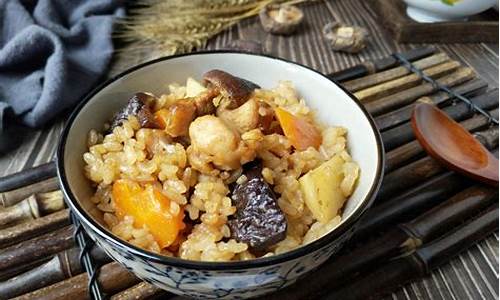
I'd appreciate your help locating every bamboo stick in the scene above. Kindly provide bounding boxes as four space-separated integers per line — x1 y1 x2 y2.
326 205 498 300
110 282 165 300
381 89 499 151
354 61 460 102
13 262 140 300
0 177 59 207
474 126 500 150
379 156 446 201
365 66 475 116
0 209 70 249
343 53 450 92
0 162 57 193
353 172 469 242
385 108 498 172
0 190 64 229
0 257 51 282
0 246 110 299
375 78 487 131
328 47 436 82
400 186 497 243
0 226 74 272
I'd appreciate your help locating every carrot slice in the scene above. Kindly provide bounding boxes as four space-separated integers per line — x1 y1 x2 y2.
154 109 169 129
112 179 185 248
274 107 322 151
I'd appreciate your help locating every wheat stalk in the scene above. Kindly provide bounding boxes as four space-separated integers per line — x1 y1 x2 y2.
115 0 310 58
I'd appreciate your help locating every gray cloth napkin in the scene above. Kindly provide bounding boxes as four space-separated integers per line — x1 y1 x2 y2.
0 0 124 150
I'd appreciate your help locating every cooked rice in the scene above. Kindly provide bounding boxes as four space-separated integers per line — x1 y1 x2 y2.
83 80 359 262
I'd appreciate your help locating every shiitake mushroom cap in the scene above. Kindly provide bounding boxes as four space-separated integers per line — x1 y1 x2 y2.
203 69 260 109
259 4 304 35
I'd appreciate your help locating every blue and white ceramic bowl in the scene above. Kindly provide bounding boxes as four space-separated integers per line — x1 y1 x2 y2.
57 51 384 299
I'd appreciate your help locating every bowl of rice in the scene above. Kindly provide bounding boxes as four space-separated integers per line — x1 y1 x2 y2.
57 51 384 299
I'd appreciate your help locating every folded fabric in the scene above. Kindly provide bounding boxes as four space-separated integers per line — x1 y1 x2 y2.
0 0 124 147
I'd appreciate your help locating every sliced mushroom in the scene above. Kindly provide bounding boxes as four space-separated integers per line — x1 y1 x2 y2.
193 88 218 116
203 70 260 109
110 92 158 130
229 161 287 250
259 4 304 35
217 98 260 134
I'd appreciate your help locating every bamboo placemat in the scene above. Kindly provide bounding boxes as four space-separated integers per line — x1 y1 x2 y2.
0 1 498 299
0 45 498 299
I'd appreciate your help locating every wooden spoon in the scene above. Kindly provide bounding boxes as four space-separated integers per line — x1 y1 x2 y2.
411 103 498 187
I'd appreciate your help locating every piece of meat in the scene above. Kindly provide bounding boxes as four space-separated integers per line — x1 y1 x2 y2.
217 98 260 134
188 115 241 170
187 115 261 173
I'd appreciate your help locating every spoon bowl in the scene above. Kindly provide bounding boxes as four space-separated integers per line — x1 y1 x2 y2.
411 103 498 186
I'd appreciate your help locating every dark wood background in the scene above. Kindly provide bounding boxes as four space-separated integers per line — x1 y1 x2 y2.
0 0 497 299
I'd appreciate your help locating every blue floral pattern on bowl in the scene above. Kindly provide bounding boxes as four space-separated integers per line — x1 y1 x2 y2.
82 221 353 299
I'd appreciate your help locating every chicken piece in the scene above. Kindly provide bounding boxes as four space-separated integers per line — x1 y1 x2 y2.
189 116 239 170
217 98 259 134
190 115 239 155
188 115 260 172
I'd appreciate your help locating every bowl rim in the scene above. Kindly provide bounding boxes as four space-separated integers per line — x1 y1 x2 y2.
57 50 385 270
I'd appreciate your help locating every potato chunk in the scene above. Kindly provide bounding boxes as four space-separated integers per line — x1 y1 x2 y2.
299 154 354 223
186 77 207 97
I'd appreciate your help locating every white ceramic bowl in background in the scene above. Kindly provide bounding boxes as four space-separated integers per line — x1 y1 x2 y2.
57 51 384 299
403 0 496 23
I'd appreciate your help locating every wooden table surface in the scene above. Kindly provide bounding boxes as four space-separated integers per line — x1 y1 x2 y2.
1 0 498 299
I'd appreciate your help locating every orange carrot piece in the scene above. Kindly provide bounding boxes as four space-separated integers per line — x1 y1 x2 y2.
274 107 322 151
154 109 169 129
112 179 185 248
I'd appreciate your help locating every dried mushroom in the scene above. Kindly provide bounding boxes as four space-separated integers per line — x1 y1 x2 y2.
323 21 368 53
110 92 158 130
203 69 260 109
259 4 304 35
229 162 287 250
193 89 218 116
